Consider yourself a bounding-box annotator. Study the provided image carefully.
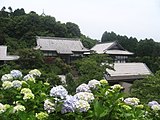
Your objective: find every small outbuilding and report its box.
[105,63,152,92]
[0,46,19,63]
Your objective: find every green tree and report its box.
[131,71,160,103]
[74,54,113,83]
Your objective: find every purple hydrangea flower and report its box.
[148,101,159,107]
[61,95,78,113]
[50,85,68,99]
[76,83,91,93]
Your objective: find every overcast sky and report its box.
[1,0,160,41]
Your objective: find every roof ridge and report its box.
[36,36,80,41]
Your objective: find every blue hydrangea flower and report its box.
[12,80,22,88]
[76,83,91,93]
[61,95,78,114]
[88,79,100,89]
[50,85,68,99]
[10,70,22,79]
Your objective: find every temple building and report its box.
[91,41,134,63]
[91,41,152,92]
[34,36,90,63]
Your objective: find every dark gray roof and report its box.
[35,37,89,54]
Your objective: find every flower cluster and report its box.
[29,69,41,77]
[88,79,100,89]
[21,88,34,100]
[61,95,78,113]
[74,92,94,103]
[36,112,49,120]
[10,70,22,79]
[1,74,13,82]
[75,100,90,112]
[76,83,91,93]
[44,99,56,113]
[111,84,123,91]
[148,101,160,111]
[124,97,140,106]
[0,103,10,114]
[13,104,26,113]
[50,85,68,99]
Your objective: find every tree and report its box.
[66,22,81,38]
[131,71,160,103]
[74,54,113,83]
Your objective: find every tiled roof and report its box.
[105,63,152,81]
[35,37,89,54]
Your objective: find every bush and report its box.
[0,69,160,120]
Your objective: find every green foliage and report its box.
[80,35,97,49]
[17,49,45,69]
[0,70,160,119]
[131,71,160,103]
[74,54,113,83]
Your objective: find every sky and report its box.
[1,0,160,41]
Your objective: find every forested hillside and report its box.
[101,31,160,73]
[0,7,160,73]
[0,6,97,52]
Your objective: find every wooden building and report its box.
[34,36,90,63]
[105,63,152,92]
[91,41,134,63]
[0,46,19,64]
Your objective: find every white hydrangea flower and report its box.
[50,85,68,99]
[111,84,123,90]
[2,81,13,89]
[23,74,35,83]
[12,80,22,88]
[88,79,100,89]
[76,83,91,93]
[1,74,13,82]
[75,100,90,112]
[13,104,25,113]
[23,93,35,100]
[124,97,140,106]
[0,103,6,114]
[36,112,49,120]
[74,92,94,103]
[29,69,41,77]
[151,104,160,111]
[20,88,32,94]
[10,70,22,79]
[44,99,56,113]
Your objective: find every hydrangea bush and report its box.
[0,69,160,120]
